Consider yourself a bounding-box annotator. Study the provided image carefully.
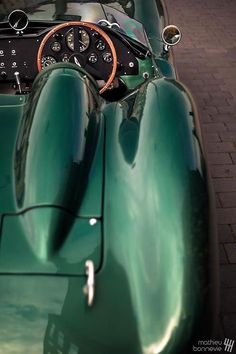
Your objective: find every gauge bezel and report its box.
[41,55,57,69]
[65,28,90,53]
[8,9,29,32]
[50,41,62,53]
[96,39,106,51]
[102,52,113,63]
[88,52,98,64]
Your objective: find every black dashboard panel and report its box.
[0,37,40,81]
[0,22,142,86]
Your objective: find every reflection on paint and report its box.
[0,276,68,354]
[143,304,181,354]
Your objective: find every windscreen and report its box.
[0,0,147,46]
[0,1,106,22]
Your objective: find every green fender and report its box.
[98,78,213,352]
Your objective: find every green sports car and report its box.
[0,1,218,353]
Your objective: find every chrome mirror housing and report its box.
[162,25,182,51]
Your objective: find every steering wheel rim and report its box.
[37,21,118,94]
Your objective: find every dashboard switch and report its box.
[14,71,22,93]
[0,71,7,79]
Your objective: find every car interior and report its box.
[0,6,155,101]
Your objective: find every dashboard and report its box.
[0,19,149,94]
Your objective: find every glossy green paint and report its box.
[1,208,102,275]
[14,66,103,216]
[0,1,217,353]
[100,79,211,353]
[0,76,213,353]
[120,57,157,90]
[0,67,104,217]
[0,275,69,353]
[0,67,104,277]
[133,0,165,55]
[156,58,176,78]
[0,94,28,214]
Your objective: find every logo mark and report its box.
[224,338,234,352]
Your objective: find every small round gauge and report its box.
[102,52,113,63]
[61,53,70,62]
[96,40,106,51]
[51,41,61,52]
[41,56,57,69]
[88,53,98,64]
[8,10,29,32]
[66,29,74,51]
[78,29,90,52]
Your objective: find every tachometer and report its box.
[41,56,57,69]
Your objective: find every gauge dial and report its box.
[66,28,90,52]
[102,52,113,63]
[41,56,57,69]
[96,40,106,51]
[51,41,61,52]
[66,29,74,51]
[78,29,90,52]
[8,10,29,31]
[61,53,70,62]
[88,53,98,64]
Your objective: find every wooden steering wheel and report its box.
[37,21,118,94]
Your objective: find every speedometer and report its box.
[66,28,90,52]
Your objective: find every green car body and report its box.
[0,1,218,353]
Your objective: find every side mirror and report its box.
[162,25,182,47]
